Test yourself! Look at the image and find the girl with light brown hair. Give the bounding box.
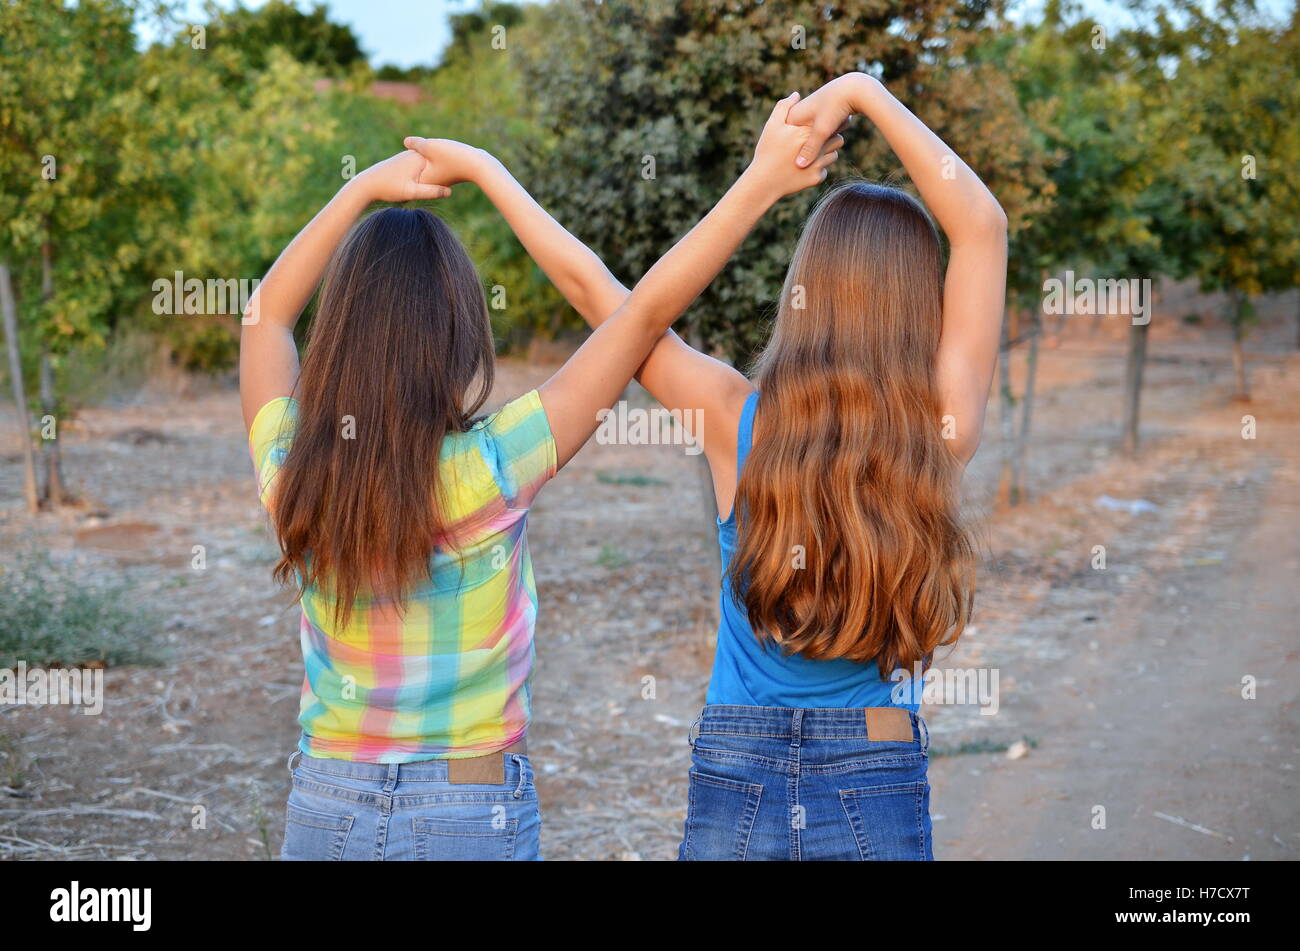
[240,94,836,860]
[411,72,1006,860]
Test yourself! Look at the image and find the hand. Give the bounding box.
[786,72,876,169]
[352,150,452,204]
[743,92,842,200]
[402,136,493,187]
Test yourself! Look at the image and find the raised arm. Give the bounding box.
[402,137,628,326]
[238,152,450,429]
[789,73,1008,463]
[524,93,833,469]
[401,128,839,475]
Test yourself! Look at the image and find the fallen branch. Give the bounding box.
[1152,811,1233,842]
[0,806,163,821]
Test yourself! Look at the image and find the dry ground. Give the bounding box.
[1,287,1296,860]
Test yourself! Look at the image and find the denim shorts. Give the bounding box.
[281,748,542,861]
[678,705,933,861]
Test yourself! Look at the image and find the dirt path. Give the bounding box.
[929,350,1300,859]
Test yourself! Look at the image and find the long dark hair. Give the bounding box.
[730,182,974,674]
[271,207,494,624]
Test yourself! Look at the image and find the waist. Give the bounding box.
[696,704,923,745]
[294,737,528,781]
[706,615,912,710]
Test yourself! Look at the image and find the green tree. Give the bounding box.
[0,0,353,508]
[997,1,1185,481]
[443,1,525,68]
[204,0,366,76]
[518,0,1052,362]
[1153,0,1300,398]
[121,36,346,367]
[0,0,141,506]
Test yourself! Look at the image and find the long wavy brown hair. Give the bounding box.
[729,182,975,675]
[270,207,494,624]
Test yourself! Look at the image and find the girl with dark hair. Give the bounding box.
[240,94,836,860]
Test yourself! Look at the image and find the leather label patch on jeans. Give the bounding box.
[448,754,505,785]
[865,707,913,742]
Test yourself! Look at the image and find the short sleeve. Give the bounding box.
[248,396,298,511]
[478,389,557,509]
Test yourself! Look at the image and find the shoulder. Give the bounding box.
[473,389,555,460]
[248,396,298,460]
[483,388,549,430]
[469,389,557,508]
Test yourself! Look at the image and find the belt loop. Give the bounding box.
[790,708,804,748]
[687,714,701,747]
[511,754,527,799]
[918,714,931,753]
[286,749,301,772]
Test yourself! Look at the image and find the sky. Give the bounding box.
[139,0,1293,70]
[139,0,467,68]
[307,0,465,68]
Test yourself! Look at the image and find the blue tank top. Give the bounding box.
[706,391,919,711]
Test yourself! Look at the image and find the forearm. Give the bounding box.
[473,155,629,324]
[849,75,1006,241]
[619,169,776,333]
[244,178,373,329]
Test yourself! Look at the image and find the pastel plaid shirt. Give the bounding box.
[249,389,556,763]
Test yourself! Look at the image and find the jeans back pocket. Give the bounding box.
[412,815,520,861]
[838,780,932,860]
[682,769,764,861]
[281,802,354,861]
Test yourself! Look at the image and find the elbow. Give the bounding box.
[950,199,1006,249]
[954,435,981,467]
[982,198,1008,235]
[947,433,981,468]
[565,259,613,327]
[630,301,678,345]
[958,200,1006,251]
[947,419,985,467]
[566,288,595,326]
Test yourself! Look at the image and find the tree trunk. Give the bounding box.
[1231,333,1250,402]
[1230,292,1251,402]
[995,307,1016,507]
[1010,310,1040,505]
[38,350,65,503]
[38,235,65,505]
[0,263,40,514]
[1121,319,1149,455]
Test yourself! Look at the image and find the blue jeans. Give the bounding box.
[281,749,542,861]
[678,706,933,861]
